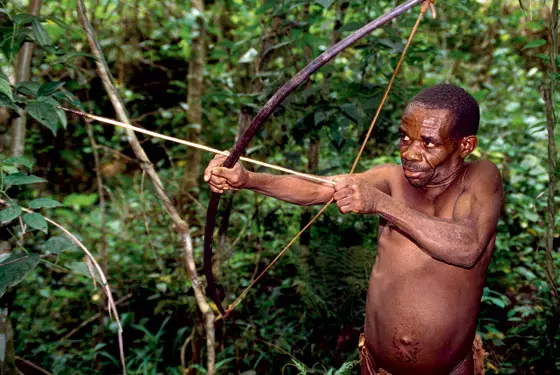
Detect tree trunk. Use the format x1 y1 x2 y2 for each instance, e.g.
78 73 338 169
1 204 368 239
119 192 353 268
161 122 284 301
0 306 16 375
181 0 206 200
541 0 559 364
10 0 43 157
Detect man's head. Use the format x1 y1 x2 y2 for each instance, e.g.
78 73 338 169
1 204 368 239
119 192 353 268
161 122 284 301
398 84 480 187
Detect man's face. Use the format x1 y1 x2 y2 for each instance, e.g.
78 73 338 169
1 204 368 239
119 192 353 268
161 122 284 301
398 104 462 188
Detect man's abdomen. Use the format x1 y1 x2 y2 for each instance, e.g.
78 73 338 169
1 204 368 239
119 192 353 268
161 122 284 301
365 240 484 374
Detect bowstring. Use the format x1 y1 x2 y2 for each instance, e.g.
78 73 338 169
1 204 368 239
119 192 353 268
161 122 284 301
223 0 434 318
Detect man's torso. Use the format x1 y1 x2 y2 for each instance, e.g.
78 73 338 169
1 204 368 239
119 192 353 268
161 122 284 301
364 162 496 375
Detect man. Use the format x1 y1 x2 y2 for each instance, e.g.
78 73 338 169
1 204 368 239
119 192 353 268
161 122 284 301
204 84 502 375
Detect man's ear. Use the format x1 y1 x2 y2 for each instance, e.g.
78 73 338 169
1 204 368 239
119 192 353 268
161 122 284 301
459 135 478 158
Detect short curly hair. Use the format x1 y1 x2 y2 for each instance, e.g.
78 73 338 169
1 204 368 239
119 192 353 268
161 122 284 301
408 84 480 140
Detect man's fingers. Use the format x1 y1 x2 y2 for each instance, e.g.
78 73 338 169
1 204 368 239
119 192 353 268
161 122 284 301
212 166 236 180
210 175 227 185
337 202 352 214
337 196 352 207
209 181 228 191
333 187 353 202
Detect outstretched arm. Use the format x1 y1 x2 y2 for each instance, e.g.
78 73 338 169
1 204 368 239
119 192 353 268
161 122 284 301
204 156 395 206
334 161 503 268
203 155 334 206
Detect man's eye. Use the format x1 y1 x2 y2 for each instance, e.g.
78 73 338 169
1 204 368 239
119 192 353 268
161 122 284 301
401 134 411 142
424 140 435 148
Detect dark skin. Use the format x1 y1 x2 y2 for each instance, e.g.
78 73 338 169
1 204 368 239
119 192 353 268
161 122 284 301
204 103 503 375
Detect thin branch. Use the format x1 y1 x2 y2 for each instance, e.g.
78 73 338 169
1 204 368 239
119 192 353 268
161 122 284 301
75 1 216 373
15 356 53 375
0 199 125 374
182 231 216 375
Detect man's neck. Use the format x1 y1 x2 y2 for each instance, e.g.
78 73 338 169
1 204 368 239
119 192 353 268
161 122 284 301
422 163 466 199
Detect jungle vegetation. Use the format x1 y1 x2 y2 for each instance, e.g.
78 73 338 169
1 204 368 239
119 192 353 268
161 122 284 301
0 0 558 374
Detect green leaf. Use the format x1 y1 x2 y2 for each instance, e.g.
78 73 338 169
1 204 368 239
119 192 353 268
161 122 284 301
53 90 83 111
0 253 40 297
25 99 59 134
314 0 335 9
13 13 33 26
0 93 17 110
4 156 34 170
23 212 48 233
15 81 41 98
31 18 51 46
35 96 66 129
37 81 65 97
57 105 67 129
522 39 546 50
46 16 69 30
43 236 75 254
0 77 13 101
0 70 8 81
0 205 22 224
66 261 102 283
4 173 46 185
29 198 62 209
1 165 18 174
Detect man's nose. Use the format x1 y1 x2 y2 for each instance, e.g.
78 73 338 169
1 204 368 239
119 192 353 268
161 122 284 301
402 143 422 162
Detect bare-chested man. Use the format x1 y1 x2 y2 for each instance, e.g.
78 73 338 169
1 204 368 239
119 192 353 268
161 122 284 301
204 84 503 375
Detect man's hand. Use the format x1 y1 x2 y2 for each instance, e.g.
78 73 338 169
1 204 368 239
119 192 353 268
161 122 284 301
203 155 249 194
334 176 381 214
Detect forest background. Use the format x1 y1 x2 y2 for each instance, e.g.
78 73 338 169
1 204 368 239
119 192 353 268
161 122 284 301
0 0 558 374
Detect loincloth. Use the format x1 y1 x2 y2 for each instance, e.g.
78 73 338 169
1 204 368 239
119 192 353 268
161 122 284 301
359 334 486 375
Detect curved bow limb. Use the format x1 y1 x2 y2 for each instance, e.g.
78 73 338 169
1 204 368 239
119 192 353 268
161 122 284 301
204 0 427 318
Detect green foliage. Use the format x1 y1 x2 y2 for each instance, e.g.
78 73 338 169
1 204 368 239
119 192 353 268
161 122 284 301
0 253 40 297
0 0 558 374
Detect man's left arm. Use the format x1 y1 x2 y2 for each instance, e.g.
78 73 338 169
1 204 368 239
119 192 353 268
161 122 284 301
335 161 503 268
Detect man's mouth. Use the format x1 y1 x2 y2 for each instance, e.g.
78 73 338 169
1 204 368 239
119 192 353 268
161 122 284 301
403 168 425 179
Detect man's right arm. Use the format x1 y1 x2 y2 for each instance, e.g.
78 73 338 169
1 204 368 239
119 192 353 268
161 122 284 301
203 155 334 206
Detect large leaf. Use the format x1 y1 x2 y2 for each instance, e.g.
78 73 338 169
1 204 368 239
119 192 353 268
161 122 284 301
0 77 13 101
4 173 46 185
29 198 62 209
25 99 59 134
12 13 33 26
0 92 17 110
0 205 22 224
43 236 76 254
15 81 41 98
37 81 65 97
53 90 84 111
4 156 34 170
0 253 40 298
31 18 51 46
23 213 48 233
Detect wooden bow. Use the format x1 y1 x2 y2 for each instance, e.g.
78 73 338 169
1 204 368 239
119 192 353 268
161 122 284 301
204 0 428 317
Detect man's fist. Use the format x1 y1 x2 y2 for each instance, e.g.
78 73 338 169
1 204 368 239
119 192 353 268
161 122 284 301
203 155 249 194
333 176 380 214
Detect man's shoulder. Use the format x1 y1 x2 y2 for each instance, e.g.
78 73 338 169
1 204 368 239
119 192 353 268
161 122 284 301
464 160 503 192
465 159 501 177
